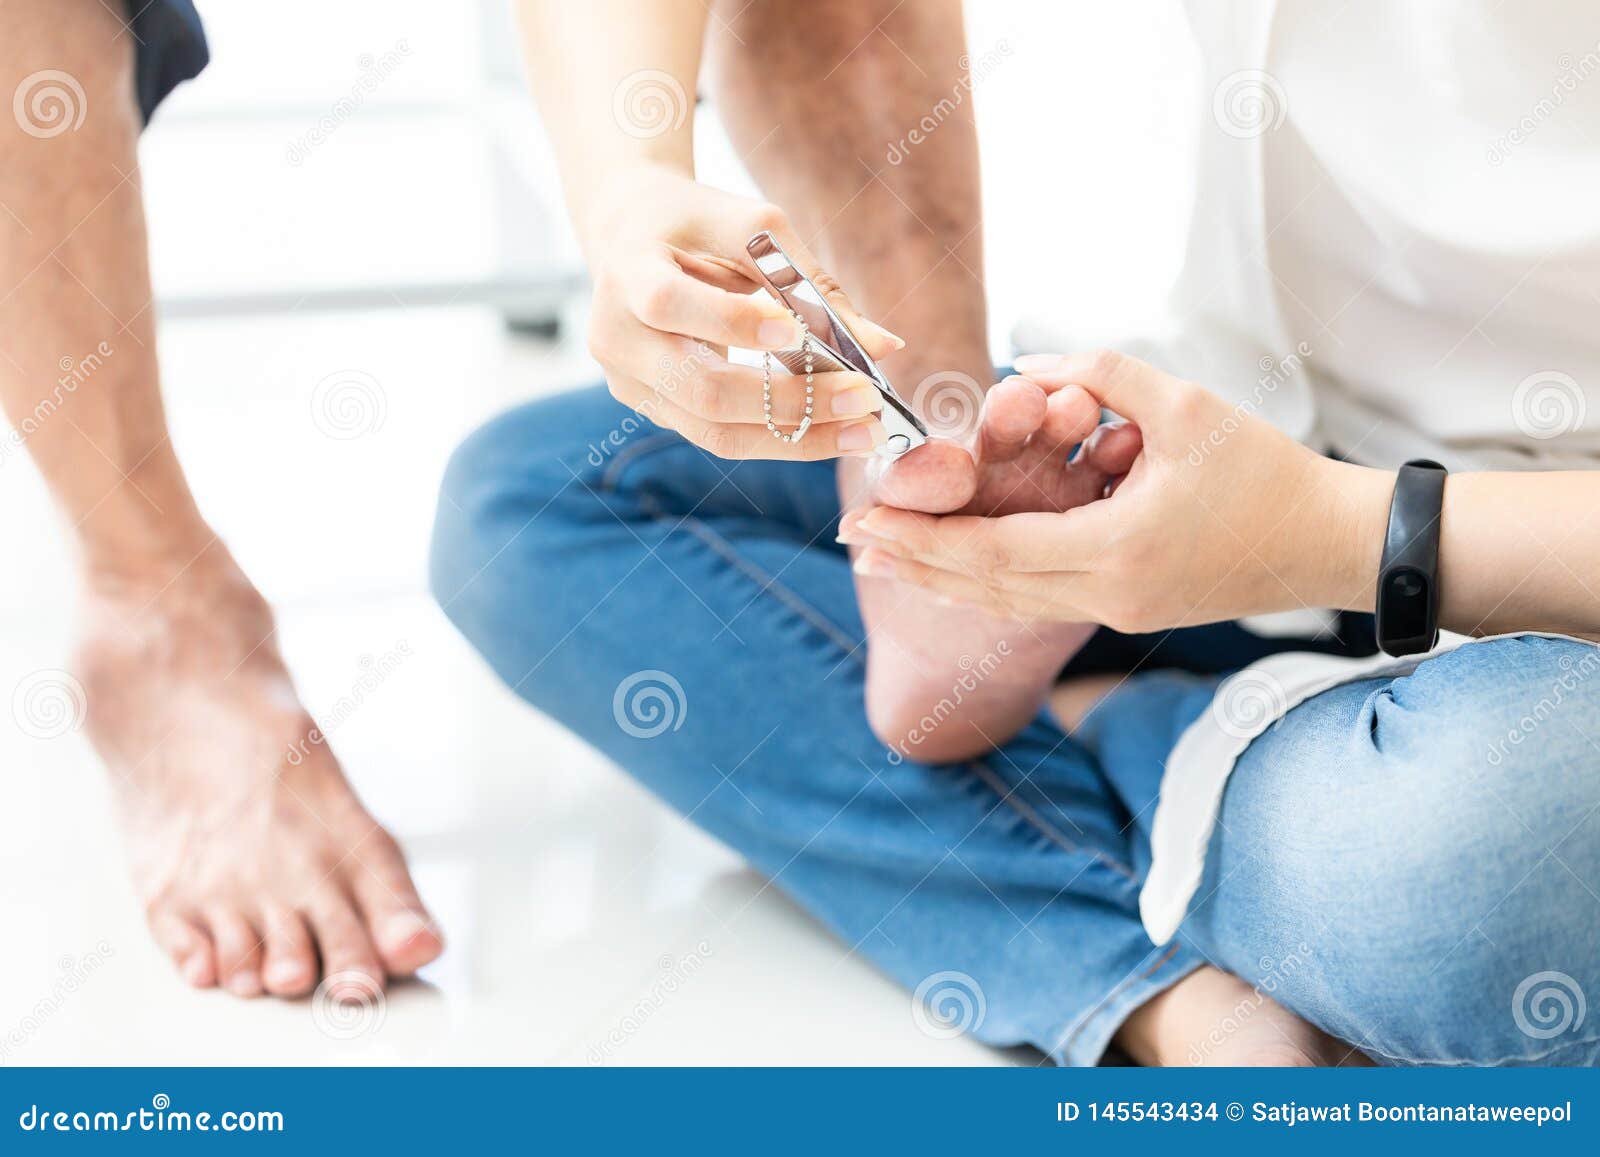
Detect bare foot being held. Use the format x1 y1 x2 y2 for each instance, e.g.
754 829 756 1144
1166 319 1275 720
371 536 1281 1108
76 540 443 999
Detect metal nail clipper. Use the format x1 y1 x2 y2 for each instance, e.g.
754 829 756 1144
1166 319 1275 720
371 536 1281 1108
745 231 928 459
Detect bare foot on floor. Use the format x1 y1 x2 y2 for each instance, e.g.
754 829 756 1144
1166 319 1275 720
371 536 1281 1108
1117 965 1372 1067
76 542 443 999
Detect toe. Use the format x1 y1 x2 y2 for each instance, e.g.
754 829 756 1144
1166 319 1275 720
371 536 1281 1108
348 833 444 976
979 376 1048 457
307 890 387 995
151 911 217 989
260 905 318 996
870 440 978 513
1041 385 1101 449
1079 419 1142 475
365 907 444 978
205 909 265 997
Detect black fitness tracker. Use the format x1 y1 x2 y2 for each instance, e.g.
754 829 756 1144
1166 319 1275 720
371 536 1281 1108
1376 459 1448 656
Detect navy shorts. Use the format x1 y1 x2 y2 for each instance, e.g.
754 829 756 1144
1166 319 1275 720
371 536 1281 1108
128 0 209 122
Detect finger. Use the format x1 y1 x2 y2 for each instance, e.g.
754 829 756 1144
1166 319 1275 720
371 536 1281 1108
673 248 761 294
627 251 804 351
347 829 444 978
845 505 1123 575
608 331 885 425
260 905 318 996
610 375 888 461
1078 420 1143 476
976 376 1047 464
728 210 905 359
851 548 1082 622
1012 350 1181 423
306 889 386 996
1039 383 1103 451
204 907 265 998
150 911 216 989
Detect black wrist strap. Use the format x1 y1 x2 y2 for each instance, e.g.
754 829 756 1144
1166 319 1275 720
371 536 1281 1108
1376 459 1447 657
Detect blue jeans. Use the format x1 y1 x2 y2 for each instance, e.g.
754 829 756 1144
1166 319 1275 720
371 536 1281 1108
430 385 1600 1066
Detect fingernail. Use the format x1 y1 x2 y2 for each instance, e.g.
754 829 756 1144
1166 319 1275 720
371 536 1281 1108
836 529 885 549
831 386 882 418
758 318 800 348
857 511 900 543
837 508 868 535
182 955 211 986
1013 354 1062 373
858 316 906 350
837 421 885 453
852 551 896 579
933 595 960 607
226 971 263 997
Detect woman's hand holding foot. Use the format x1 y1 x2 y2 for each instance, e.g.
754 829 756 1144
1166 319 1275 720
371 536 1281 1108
837 370 1141 762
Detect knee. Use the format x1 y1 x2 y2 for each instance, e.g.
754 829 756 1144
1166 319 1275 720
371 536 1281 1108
1212 639 1600 1063
429 386 621 644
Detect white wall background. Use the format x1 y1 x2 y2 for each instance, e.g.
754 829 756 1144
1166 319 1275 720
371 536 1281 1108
142 0 1200 357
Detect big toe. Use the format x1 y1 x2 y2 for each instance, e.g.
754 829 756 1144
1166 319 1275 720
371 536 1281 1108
370 909 444 977
869 440 977 513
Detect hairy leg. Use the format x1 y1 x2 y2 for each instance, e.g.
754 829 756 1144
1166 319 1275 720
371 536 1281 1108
0 0 440 996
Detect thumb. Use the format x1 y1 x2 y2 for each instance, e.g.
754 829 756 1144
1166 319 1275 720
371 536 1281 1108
1012 351 1179 424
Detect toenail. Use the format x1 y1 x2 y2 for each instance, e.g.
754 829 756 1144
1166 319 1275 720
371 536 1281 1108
381 912 437 945
265 960 308 986
226 971 262 996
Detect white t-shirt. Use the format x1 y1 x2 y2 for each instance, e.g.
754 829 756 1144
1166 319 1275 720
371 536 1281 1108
1024 0 1600 471
1058 0 1600 942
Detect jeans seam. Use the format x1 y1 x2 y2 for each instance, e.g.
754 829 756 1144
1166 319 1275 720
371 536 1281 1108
963 758 1137 881
595 429 687 492
634 490 865 661
1052 943 1196 1065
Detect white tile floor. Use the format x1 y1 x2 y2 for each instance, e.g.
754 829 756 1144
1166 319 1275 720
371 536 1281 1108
0 306 1005 1066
